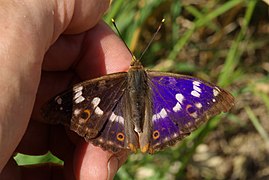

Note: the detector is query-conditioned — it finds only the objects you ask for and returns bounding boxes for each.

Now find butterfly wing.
[42,72,129,148]
[146,71,234,153]
[91,92,132,153]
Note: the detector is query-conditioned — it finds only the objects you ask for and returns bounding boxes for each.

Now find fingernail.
[107,156,119,180]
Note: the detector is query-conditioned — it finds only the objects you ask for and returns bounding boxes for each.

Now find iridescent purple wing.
[147,71,234,152]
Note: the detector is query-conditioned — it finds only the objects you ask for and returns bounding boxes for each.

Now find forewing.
[42,72,128,140]
[147,71,234,153]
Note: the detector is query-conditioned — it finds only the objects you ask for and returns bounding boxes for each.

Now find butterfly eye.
[117,133,125,141]
[81,109,91,119]
[152,130,160,139]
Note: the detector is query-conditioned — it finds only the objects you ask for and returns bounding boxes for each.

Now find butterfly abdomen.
[127,68,149,134]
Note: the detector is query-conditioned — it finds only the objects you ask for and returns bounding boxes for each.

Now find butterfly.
[41,56,234,154]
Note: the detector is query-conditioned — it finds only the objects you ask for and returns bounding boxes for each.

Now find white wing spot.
[109,112,124,124]
[193,81,201,86]
[60,107,63,110]
[152,108,168,121]
[192,81,202,97]
[164,137,169,142]
[213,88,220,96]
[190,112,198,118]
[74,109,81,116]
[94,107,104,116]
[212,98,216,102]
[73,91,82,100]
[75,96,85,104]
[175,93,184,104]
[160,108,168,118]
[55,97,62,105]
[193,85,202,93]
[117,116,124,124]
[152,114,158,121]
[91,97,101,108]
[186,121,193,128]
[195,103,202,109]
[173,102,182,112]
[109,112,116,121]
[191,90,200,97]
[191,81,202,97]
[73,86,85,104]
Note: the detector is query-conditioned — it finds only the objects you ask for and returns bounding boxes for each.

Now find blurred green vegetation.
[15,0,269,179]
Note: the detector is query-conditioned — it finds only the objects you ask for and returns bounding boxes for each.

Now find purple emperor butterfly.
[42,57,234,154]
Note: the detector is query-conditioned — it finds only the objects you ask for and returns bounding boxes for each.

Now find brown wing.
[41,72,128,140]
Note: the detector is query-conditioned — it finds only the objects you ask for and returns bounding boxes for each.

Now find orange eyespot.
[152,130,160,139]
[186,104,195,114]
[117,132,125,141]
[186,104,198,118]
[81,109,91,119]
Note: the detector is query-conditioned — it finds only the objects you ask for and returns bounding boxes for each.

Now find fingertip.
[107,150,129,179]
[74,143,129,180]
[74,143,110,179]
[107,156,119,180]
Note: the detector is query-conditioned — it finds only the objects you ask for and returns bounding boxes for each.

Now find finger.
[74,143,129,180]
[42,21,130,76]
[64,0,111,34]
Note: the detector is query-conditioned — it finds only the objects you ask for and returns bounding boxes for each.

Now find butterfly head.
[130,56,144,70]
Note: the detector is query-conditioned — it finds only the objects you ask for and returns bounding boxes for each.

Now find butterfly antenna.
[111,19,137,62]
[139,18,165,60]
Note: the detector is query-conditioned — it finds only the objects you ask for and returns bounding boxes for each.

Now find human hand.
[0,0,130,179]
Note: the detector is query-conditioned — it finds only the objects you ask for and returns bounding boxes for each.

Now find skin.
[0,0,130,179]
